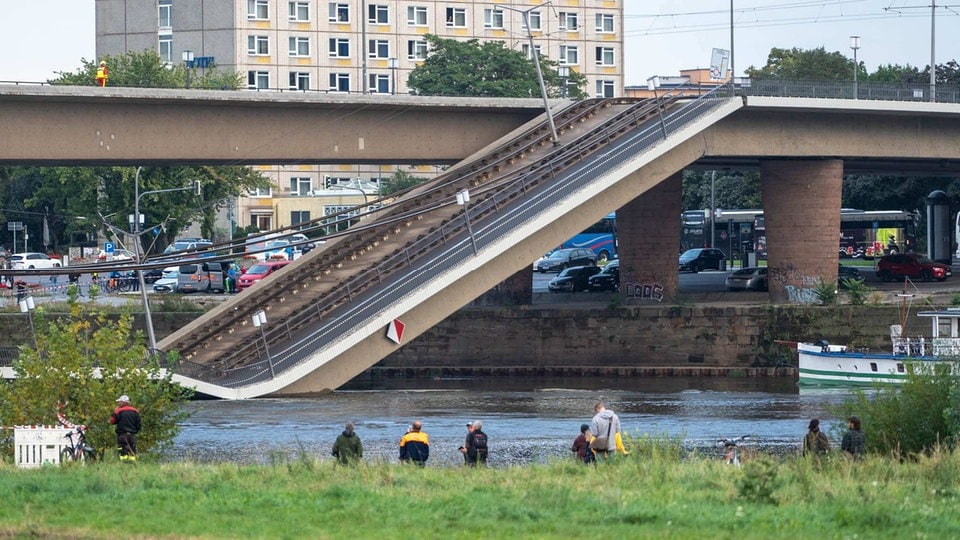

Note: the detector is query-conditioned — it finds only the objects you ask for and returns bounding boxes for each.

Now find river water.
[164,376,853,467]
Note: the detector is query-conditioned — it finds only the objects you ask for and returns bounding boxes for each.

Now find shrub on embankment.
[0,449,958,538]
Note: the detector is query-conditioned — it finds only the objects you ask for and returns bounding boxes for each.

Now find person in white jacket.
[590,401,621,461]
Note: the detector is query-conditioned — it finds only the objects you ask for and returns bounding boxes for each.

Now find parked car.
[237,260,292,290]
[162,238,213,258]
[152,267,180,293]
[178,261,226,293]
[97,248,137,262]
[725,267,768,291]
[536,248,596,273]
[838,264,863,288]
[142,267,164,284]
[876,253,951,282]
[678,248,726,273]
[10,252,61,270]
[588,260,620,292]
[548,265,602,293]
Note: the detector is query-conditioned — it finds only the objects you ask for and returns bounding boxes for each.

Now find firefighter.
[95,61,109,87]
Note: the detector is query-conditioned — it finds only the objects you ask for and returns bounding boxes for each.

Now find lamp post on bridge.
[456,189,478,256]
[850,36,860,100]
[252,309,275,378]
[647,75,668,139]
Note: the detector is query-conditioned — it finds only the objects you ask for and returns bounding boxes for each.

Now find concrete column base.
[617,172,682,302]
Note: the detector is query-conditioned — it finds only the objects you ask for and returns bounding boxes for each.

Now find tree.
[408,35,587,98]
[745,47,854,81]
[381,170,429,196]
[0,298,193,458]
[681,170,762,212]
[53,50,241,90]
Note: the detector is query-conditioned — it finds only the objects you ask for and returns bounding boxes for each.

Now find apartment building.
[95,0,623,234]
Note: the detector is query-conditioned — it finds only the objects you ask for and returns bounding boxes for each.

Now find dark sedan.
[588,260,620,291]
[548,266,602,293]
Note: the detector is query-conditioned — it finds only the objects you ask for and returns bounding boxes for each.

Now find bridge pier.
[617,171,682,302]
[760,160,843,302]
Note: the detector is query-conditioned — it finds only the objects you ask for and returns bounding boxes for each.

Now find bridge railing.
[740,78,960,104]
[187,90,737,388]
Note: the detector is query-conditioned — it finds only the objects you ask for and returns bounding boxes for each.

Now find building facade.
[95,0,624,234]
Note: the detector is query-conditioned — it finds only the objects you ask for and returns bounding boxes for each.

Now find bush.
[813,279,838,306]
[0,298,192,459]
[832,363,958,456]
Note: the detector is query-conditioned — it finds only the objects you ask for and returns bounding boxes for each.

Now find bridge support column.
[760,160,842,303]
[618,172,681,302]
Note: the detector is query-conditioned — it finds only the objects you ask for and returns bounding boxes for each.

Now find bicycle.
[60,425,98,463]
[717,435,750,466]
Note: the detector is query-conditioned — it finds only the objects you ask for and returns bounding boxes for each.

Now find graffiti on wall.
[769,263,820,303]
[624,282,665,302]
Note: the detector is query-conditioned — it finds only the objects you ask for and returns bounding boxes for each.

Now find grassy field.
[1,447,958,539]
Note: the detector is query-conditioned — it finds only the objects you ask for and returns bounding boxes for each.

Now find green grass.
[1,448,958,539]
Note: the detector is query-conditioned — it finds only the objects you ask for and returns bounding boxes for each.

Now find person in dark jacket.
[803,418,830,457]
[399,420,429,466]
[458,422,474,464]
[465,420,488,466]
[571,423,593,464]
[841,415,866,459]
[109,394,141,461]
[331,422,363,465]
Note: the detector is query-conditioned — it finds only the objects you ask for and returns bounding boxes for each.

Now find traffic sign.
[104,242,115,253]
[7,222,22,231]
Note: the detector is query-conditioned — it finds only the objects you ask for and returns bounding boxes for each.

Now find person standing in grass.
[464,420,488,466]
[841,415,865,459]
[803,418,830,457]
[459,422,474,464]
[109,394,141,461]
[331,422,363,465]
[571,423,594,464]
[590,401,620,462]
[399,420,430,466]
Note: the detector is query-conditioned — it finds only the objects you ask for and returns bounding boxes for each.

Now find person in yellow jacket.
[96,61,109,87]
[615,431,630,455]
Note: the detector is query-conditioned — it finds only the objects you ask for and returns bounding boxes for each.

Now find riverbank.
[3,449,957,538]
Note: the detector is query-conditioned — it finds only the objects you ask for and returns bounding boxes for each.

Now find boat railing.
[929,337,960,358]
[892,336,926,357]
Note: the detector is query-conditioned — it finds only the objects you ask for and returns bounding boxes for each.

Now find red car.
[237,260,292,290]
[876,253,951,282]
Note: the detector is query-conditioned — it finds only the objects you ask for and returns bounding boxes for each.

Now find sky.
[1,1,957,86]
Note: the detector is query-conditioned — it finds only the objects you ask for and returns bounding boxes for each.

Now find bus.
[682,209,917,261]
[556,212,617,262]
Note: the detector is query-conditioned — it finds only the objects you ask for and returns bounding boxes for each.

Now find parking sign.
[104,242,115,254]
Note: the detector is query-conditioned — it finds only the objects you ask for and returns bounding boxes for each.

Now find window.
[369,39,389,59]
[249,185,272,197]
[289,1,309,22]
[248,35,269,55]
[252,213,272,230]
[325,176,351,188]
[248,0,269,20]
[369,73,390,93]
[596,47,614,66]
[290,177,312,196]
[159,34,173,63]
[291,210,311,225]
[595,80,614,98]
[158,0,172,28]
[559,11,579,31]
[289,36,310,57]
[407,40,427,60]
[289,71,310,90]
[445,8,466,27]
[559,45,578,65]
[329,72,350,92]
[484,9,504,29]
[328,2,349,22]
[329,38,350,57]
[596,13,614,33]
[407,5,427,26]
[521,44,541,60]
[522,10,541,31]
[368,4,389,24]
[247,70,270,90]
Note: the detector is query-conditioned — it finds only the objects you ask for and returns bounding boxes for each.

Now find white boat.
[797,308,960,385]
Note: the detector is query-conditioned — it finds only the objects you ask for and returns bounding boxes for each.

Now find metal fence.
[740,78,960,104]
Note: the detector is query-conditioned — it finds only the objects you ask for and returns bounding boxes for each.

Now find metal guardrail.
[189,89,734,388]
[740,79,960,104]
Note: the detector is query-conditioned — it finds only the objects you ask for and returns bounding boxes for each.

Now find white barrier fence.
[13,425,71,468]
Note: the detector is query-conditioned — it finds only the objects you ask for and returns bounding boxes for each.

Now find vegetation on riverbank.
[1,447,957,539]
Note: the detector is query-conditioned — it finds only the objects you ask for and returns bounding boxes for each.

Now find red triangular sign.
[386,319,405,344]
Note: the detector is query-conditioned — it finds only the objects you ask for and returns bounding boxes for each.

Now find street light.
[500,2,560,145]
[456,189,478,255]
[647,75,668,139]
[251,309,275,378]
[182,50,195,89]
[388,57,398,95]
[19,295,37,351]
[557,65,570,98]
[849,36,860,100]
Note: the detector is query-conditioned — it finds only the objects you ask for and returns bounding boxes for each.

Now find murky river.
[164,376,855,467]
